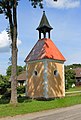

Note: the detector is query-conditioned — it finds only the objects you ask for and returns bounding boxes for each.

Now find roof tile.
[25,38,66,62]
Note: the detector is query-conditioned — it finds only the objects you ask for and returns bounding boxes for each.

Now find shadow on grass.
[34,97,55,101]
[0,95,56,104]
[0,98,10,104]
[18,95,32,103]
[0,95,32,104]
[18,96,55,103]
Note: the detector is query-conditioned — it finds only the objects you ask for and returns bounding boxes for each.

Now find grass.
[66,86,81,92]
[65,86,81,96]
[65,92,81,96]
[0,95,81,117]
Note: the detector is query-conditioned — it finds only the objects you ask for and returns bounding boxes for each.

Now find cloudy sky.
[0,0,81,75]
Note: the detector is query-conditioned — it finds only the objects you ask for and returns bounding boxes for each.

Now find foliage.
[0,98,10,104]
[65,67,76,89]
[29,0,57,8]
[0,64,26,96]
[17,86,25,94]
[1,90,11,100]
[23,65,26,71]
[65,64,81,69]
[29,0,43,8]
[65,64,81,89]
[18,96,31,103]
[0,74,10,95]
[6,65,24,76]
[0,0,19,16]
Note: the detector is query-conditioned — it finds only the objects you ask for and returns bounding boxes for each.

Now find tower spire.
[37,11,53,39]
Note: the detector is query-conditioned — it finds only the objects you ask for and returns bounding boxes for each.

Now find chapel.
[25,11,66,98]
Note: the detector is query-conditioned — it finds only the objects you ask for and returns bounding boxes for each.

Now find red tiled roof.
[25,38,66,62]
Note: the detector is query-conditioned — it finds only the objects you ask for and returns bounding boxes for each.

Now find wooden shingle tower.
[25,11,66,99]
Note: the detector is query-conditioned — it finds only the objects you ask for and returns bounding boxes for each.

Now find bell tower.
[37,11,53,39]
[25,11,66,99]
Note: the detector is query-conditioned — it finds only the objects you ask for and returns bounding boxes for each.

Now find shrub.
[1,90,11,99]
[17,86,25,94]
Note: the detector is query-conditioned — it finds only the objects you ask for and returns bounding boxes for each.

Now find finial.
[43,11,45,13]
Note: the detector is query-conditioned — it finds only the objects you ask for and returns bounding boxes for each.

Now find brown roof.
[17,71,26,81]
[25,38,66,62]
[74,68,81,78]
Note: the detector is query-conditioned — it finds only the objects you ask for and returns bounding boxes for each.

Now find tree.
[0,0,57,105]
[0,0,18,105]
[65,66,76,89]
[0,74,10,95]
[6,65,24,77]
[66,64,81,69]
[29,0,57,8]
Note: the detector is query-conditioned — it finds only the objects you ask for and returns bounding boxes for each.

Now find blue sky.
[0,0,81,75]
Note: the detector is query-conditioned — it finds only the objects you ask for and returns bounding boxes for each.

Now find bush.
[0,98,10,104]
[0,75,10,95]
[0,86,7,95]
[17,86,25,94]
[18,95,32,103]
[1,90,11,99]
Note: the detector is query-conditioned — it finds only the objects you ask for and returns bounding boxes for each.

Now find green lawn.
[65,86,81,96]
[0,95,81,117]
[66,86,81,92]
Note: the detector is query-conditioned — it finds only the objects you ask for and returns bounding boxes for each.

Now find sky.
[0,0,81,75]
